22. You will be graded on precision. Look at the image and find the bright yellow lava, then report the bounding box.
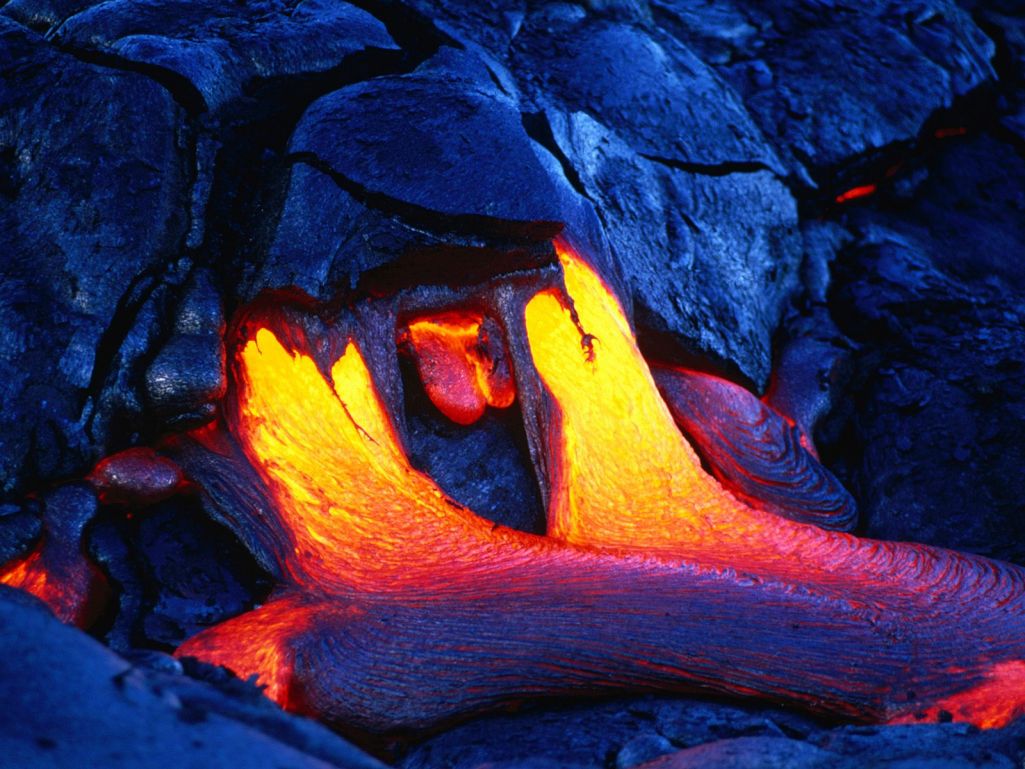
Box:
[237,330,519,591]
[524,245,787,554]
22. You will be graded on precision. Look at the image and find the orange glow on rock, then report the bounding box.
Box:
[835,184,877,204]
[406,312,515,425]
[0,551,48,600]
[176,593,319,710]
[88,447,186,506]
[0,544,107,628]
[892,661,1025,729]
[173,242,1025,735]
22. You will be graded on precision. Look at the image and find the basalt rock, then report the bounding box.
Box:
[399,696,1025,769]
[145,271,227,428]
[0,587,382,769]
[541,110,800,386]
[0,17,188,498]
[828,133,1025,563]
[653,0,996,182]
[509,10,800,386]
[0,501,42,566]
[248,44,614,308]
[133,500,273,649]
[31,0,399,118]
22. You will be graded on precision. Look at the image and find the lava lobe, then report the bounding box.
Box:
[159,244,1025,735]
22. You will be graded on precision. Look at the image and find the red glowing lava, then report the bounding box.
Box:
[0,541,107,628]
[405,312,515,425]
[168,243,1025,734]
[835,184,877,204]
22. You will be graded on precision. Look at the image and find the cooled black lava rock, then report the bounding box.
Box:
[145,270,227,427]
[765,312,855,445]
[249,160,402,301]
[287,47,605,244]
[398,696,816,769]
[402,358,545,534]
[543,109,800,386]
[134,501,272,648]
[638,737,838,769]
[654,0,995,180]
[828,133,1025,563]
[145,336,223,423]
[511,9,783,171]
[398,693,1025,769]
[250,43,615,305]
[1,0,93,29]
[0,587,383,769]
[506,8,800,385]
[0,17,188,498]
[32,0,398,117]
[0,501,42,565]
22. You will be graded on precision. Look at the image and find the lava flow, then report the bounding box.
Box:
[162,242,1025,735]
[0,493,107,629]
[403,312,515,426]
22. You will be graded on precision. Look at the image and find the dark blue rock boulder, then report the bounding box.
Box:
[0,17,188,497]
[654,0,995,179]
[45,0,398,117]
[0,587,384,769]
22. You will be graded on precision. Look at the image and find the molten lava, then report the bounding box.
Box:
[167,242,1025,735]
[405,312,515,425]
[224,325,527,588]
[0,541,106,628]
[835,184,877,204]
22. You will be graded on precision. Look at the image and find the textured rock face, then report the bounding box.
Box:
[509,9,801,381]
[0,0,998,498]
[397,693,1025,769]
[653,0,995,176]
[0,17,188,497]
[827,132,1025,564]
[0,588,383,769]
[49,0,398,116]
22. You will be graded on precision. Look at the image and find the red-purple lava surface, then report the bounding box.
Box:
[7,244,1025,734]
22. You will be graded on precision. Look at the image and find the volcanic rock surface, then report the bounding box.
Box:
[2,0,1025,766]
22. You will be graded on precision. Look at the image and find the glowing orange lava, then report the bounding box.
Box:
[172,242,1025,734]
[0,551,49,601]
[835,184,877,204]
[228,326,507,588]
[892,661,1025,729]
[526,248,735,547]
[406,312,515,425]
[526,246,851,570]
[0,543,106,627]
